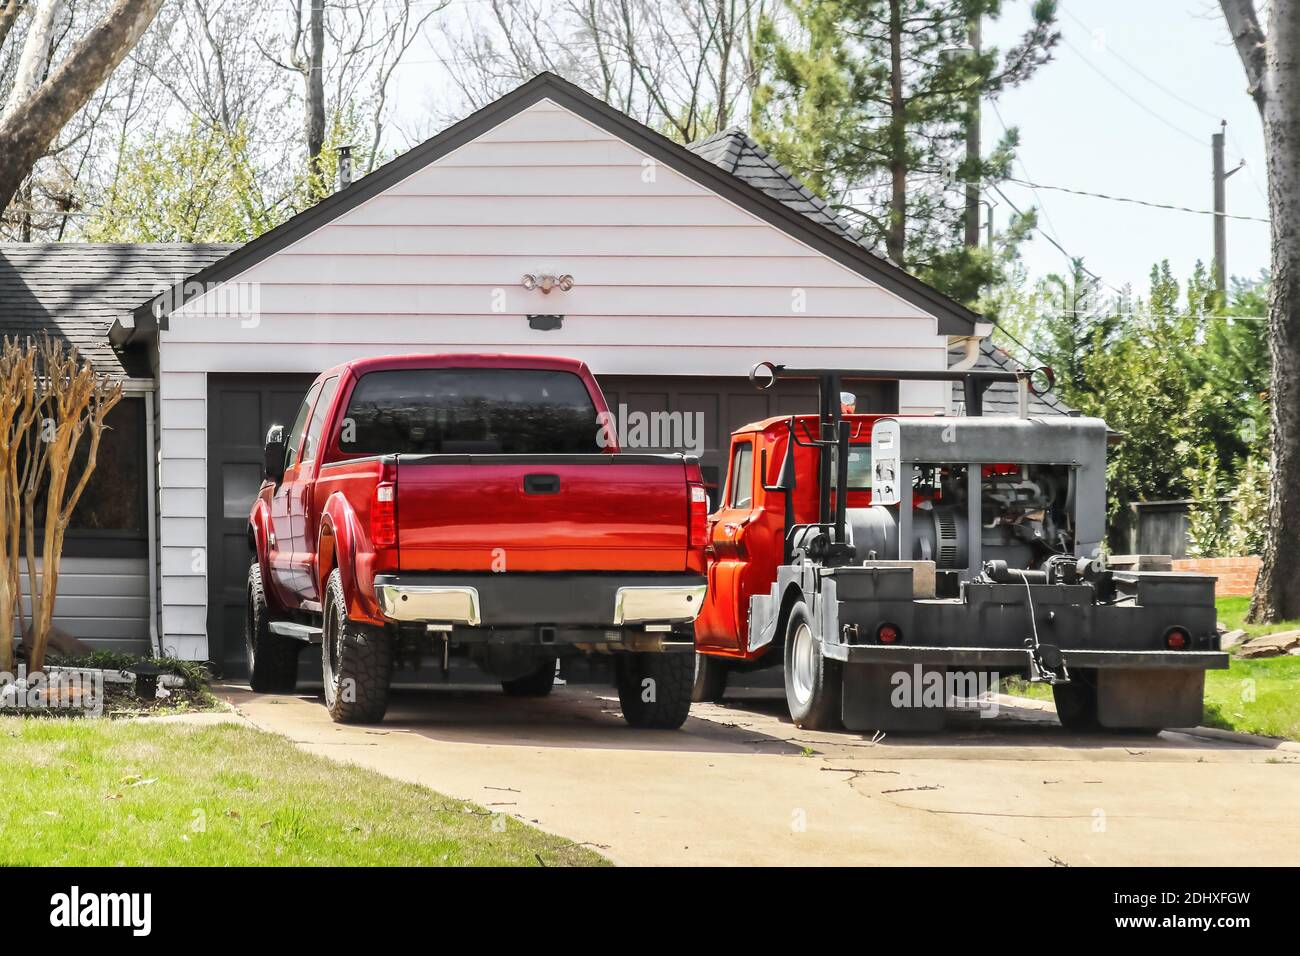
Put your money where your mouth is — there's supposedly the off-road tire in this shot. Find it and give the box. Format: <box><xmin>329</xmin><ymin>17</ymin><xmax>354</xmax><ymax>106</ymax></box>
<box><xmin>691</xmin><ymin>651</ymin><xmax>729</xmax><ymax>703</ymax></box>
<box><xmin>321</xmin><ymin>568</ymin><xmax>392</xmax><ymax>723</ymax></box>
<box><xmin>616</xmin><ymin>652</ymin><xmax>693</xmax><ymax>729</ymax></box>
<box><xmin>502</xmin><ymin>657</ymin><xmax>557</xmax><ymax>697</ymax></box>
<box><xmin>1052</xmin><ymin>669</ymin><xmax>1100</xmax><ymax>731</ymax></box>
<box><xmin>245</xmin><ymin>561</ymin><xmax>300</xmax><ymax>693</ymax></box>
<box><xmin>783</xmin><ymin>600</ymin><xmax>842</xmax><ymax>730</ymax></box>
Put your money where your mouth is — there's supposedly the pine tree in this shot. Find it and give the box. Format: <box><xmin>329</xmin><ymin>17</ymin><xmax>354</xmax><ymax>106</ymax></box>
<box><xmin>752</xmin><ymin>0</ymin><xmax>1059</xmax><ymax>304</ymax></box>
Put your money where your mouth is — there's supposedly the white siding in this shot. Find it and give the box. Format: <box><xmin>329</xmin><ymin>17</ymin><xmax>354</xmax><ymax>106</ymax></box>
<box><xmin>16</xmin><ymin>557</ymin><xmax>151</xmax><ymax>653</ymax></box>
<box><xmin>156</xmin><ymin>97</ymin><xmax>953</xmax><ymax>658</ymax></box>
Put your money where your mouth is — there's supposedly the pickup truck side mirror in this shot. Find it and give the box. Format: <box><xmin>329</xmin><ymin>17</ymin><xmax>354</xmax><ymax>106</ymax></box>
<box><xmin>263</xmin><ymin>424</ymin><xmax>287</xmax><ymax>483</ymax></box>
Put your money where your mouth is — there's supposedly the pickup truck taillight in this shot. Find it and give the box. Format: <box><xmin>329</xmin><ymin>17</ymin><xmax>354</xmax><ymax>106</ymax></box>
<box><xmin>689</xmin><ymin>483</ymin><xmax>708</xmax><ymax>549</ymax></box>
<box><xmin>372</xmin><ymin>482</ymin><xmax>396</xmax><ymax>548</ymax></box>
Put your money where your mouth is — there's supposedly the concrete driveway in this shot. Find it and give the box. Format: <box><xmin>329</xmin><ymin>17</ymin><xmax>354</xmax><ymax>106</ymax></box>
<box><xmin>218</xmin><ymin>682</ymin><xmax>1300</xmax><ymax>866</ymax></box>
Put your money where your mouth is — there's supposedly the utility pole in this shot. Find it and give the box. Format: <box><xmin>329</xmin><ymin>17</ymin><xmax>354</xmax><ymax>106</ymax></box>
<box><xmin>1212</xmin><ymin>120</ymin><xmax>1227</xmax><ymax>299</ymax></box>
<box><xmin>964</xmin><ymin>17</ymin><xmax>982</xmax><ymax>249</ymax></box>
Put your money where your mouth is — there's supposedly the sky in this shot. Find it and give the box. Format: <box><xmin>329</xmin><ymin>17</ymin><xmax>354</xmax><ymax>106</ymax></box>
<box><xmin>387</xmin><ymin>0</ymin><xmax>1273</xmax><ymax>303</ymax></box>
<box><xmin>985</xmin><ymin>0</ymin><xmax>1270</xmax><ymax>299</ymax></box>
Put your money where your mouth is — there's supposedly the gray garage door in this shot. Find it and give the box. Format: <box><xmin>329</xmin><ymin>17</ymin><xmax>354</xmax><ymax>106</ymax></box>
<box><xmin>207</xmin><ymin>373</ymin><xmax>317</xmax><ymax>675</ymax></box>
<box><xmin>597</xmin><ymin>375</ymin><xmax>897</xmax><ymax>495</ymax></box>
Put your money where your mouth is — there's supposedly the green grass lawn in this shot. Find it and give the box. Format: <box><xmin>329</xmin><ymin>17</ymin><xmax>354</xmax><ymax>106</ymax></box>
<box><xmin>1203</xmin><ymin>657</ymin><xmax>1300</xmax><ymax>742</ymax></box>
<box><xmin>0</xmin><ymin>718</ymin><xmax>607</xmax><ymax>866</ymax></box>
<box><xmin>1215</xmin><ymin>595</ymin><xmax>1300</xmax><ymax>639</ymax></box>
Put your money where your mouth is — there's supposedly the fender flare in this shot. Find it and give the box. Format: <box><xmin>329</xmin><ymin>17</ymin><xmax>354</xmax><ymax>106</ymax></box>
<box><xmin>247</xmin><ymin>499</ymin><xmax>274</xmax><ymax>595</ymax></box>
<box><xmin>772</xmin><ymin>581</ymin><xmax>807</xmax><ymax>652</ymax></box>
<box><xmin>317</xmin><ymin>491</ymin><xmax>370</xmax><ymax>621</ymax></box>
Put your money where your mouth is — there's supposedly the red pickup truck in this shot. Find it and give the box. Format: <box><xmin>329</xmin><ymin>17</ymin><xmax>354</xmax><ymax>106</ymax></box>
<box><xmin>245</xmin><ymin>354</ymin><xmax>708</xmax><ymax>728</ymax></box>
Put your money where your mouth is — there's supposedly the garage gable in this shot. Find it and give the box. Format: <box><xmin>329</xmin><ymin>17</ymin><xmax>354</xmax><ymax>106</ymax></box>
<box><xmin>115</xmin><ymin>72</ymin><xmax>977</xmax><ymax>342</ymax></box>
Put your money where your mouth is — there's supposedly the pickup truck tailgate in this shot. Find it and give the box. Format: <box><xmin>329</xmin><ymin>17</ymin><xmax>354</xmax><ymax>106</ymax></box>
<box><xmin>394</xmin><ymin>454</ymin><xmax>691</xmax><ymax>572</ymax></box>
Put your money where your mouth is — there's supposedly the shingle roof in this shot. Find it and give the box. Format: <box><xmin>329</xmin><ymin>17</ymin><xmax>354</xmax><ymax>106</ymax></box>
<box><xmin>948</xmin><ymin>340</ymin><xmax>1076</xmax><ymax>417</ymax></box>
<box><xmin>0</xmin><ymin>243</ymin><xmax>235</xmax><ymax>376</ymax></box>
<box><xmin>686</xmin><ymin>128</ymin><xmax>872</xmax><ymax>249</ymax></box>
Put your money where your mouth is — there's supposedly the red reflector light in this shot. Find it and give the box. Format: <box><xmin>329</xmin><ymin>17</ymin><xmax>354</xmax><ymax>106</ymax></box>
<box><xmin>1164</xmin><ymin>626</ymin><xmax>1190</xmax><ymax>650</ymax></box>
<box><xmin>372</xmin><ymin>482</ymin><xmax>396</xmax><ymax>548</ymax></box>
<box><xmin>688</xmin><ymin>483</ymin><xmax>708</xmax><ymax>549</ymax></box>
<box><xmin>877</xmin><ymin>623</ymin><xmax>901</xmax><ymax>644</ymax></box>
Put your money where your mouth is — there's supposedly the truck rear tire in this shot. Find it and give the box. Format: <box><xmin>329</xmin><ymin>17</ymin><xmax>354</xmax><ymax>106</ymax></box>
<box><xmin>784</xmin><ymin>601</ymin><xmax>842</xmax><ymax>730</ymax></box>
<box><xmin>1052</xmin><ymin>669</ymin><xmax>1100</xmax><ymax>731</ymax></box>
<box><xmin>321</xmin><ymin>569</ymin><xmax>392</xmax><ymax>723</ymax></box>
<box><xmin>691</xmin><ymin>651</ymin><xmax>729</xmax><ymax>703</ymax></box>
<box><xmin>616</xmin><ymin>652</ymin><xmax>693</xmax><ymax>729</ymax></box>
<box><xmin>245</xmin><ymin>561</ymin><xmax>300</xmax><ymax>693</ymax></box>
<box><xmin>501</xmin><ymin>658</ymin><xmax>557</xmax><ymax>697</ymax></box>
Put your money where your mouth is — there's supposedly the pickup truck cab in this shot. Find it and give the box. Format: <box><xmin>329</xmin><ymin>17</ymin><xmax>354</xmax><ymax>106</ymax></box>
<box><xmin>246</xmin><ymin>354</ymin><xmax>708</xmax><ymax>728</ymax></box>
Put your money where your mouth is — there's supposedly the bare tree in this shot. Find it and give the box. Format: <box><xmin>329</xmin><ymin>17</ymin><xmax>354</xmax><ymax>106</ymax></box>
<box><xmin>443</xmin><ymin>0</ymin><xmax>769</xmax><ymax>143</ymax></box>
<box><xmin>0</xmin><ymin>0</ymin><xmax>164</xmax><ymax>212</ymax></box>
<box><xmin>4</xmin><ymin>0</ymin><xmax>65</xmax><ymax>114</ymax></box>
<box><xmin>19</xmin><ymin>338</ymin><xmax>122</xmax><ymax>673</ymax></box>
<box><xmin>0</xmin><ymin>0</ymin><xmax>28</xmax><ymax>52</ymax></box>
<box><xmin>0</xmin><ymin>340</ymin><xmax>36</xmax><ymax>674</ymax></box>
<box><xmin>258</xmin><ymin>0</ymin><xmax>446</xmax><ymax>190</ymax></box>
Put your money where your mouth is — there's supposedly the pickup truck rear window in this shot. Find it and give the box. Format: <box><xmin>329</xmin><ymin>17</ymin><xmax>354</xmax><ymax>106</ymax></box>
<box><xmin>338</xmin><ymin>368</ymin><xmax>601</xmax><ymax>455</ymax></box>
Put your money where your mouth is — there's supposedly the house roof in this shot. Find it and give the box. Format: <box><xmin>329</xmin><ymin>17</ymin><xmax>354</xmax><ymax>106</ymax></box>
<box><xmin>0</xmin><ymin>243</ymin><xmax>236</xmax><ymax>376</ymax></box>
<box><xmin>113</xmin><ymin>71</ymin><xmax>981</xmax><ymax>348</ymax></box>
<box><xmin>685</xmin><ymin>128</ymin><xmax>871</xmax><ymax>248</ymax></box>
<box><xmin>949</xmin><ymin>339</ymin><xmax>1076</xmax><ymax>417</ymax></box>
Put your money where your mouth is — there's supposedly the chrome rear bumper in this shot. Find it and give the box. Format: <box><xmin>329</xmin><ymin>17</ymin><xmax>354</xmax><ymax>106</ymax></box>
<box><xmin>372</xmin><ymin>574</ymin><xmax>705</xmax><ymax>627</ymax></box>
<box><xmin>374</xmin><ymin>582</ymin><xmax>481</xmax><ymax>625</ymax></box>
<box><xmin>612</xmin><ymin>585</ymin><xmax>706</xmax><ymax>624</ymax></box>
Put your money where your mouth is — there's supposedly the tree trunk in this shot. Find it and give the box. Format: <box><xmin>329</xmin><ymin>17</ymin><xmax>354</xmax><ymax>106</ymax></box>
<box><xmin>886</xmin><ymin>0</ymin><xmax>907</xmax><ymax>265</ymax></box>
<box><xmin>964</xmin><ymin>17</ymin><xmax>982</xmax><ymax>249</ymax></box>
<box><xmin>1249</xmin><ymin>0</ymin><xmax>1300</xmax><ymax>622</ymax></box>
<box><xmin>0</xmin><ymin>0</ymin><xmax>27</xmax><ymax>54</ymax></box>
<box><xmin>0</xmin><ymin>0</ymin><xmax>163</xmax><ymax>212</ymax></box>
<box><xmin>4</xmin><ymin>0</ymin><xmax>65</xmax><ymax>116</ymax></box>
<box><xmin>306</xmin><ymin>0</ymin><xmax>325</xmax><ymax>181</ymax></box>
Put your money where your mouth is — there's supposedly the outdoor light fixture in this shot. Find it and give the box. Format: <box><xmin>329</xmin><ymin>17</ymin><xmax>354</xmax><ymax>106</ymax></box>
<box><xmin>522</xmin><ymin>273</ymin><xmax>574</xmax><ymax>294</ymax></box>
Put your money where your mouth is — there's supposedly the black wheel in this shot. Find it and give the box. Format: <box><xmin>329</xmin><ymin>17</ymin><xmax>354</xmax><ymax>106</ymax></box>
<box><xmin>783</xmin><ymin>600</ymin><xmax>841</xmax><ymax>730</ymax></box>
<box><xmin>321</xmin><ymin>568</ymin><xmax>392</xmax><ymax>723</ymax></box>
<box><xmin>691</xmin><ymin>651</ymin><xmax>729</xmax><ymax>703</ymax></box>
<box><xmin>616</xmin><ymin>652</ymin><xmax>693</xmax><ymax>729</ymax></box>
<box><xmin>1052</xmin><ymin>669</ymin><xmax>1099</xmax><ymax>731</ymax></box>
<box><xmin>502</xmin><ymin>657</ymin><xmax>557</xmax><ymax>697</ymax></box>
<box><xmin>245</xmin><ymin>561</ymin><xmax>300</xmax><ymax>693</ymax></box>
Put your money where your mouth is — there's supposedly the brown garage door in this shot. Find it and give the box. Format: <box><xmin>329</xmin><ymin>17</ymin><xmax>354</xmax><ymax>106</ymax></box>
<box><xmin>597</xmin><ymin>375</ymin><xmax>897</xmax><ymax>495</ymax></box>
<box><xmin>207</xmin><ymin>373</ymin><xmax>317</xmax><ymax>675</ymax></box>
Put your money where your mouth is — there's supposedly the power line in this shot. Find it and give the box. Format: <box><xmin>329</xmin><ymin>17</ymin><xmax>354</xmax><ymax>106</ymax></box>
<box><xmin>1061</xmin><ymin>36</ymin><xmax>1205</xmax><ymax>147</ymax></box>
<box><xmin>989</xmin><ymin>100</ymin><xmax>1065</xmax><ymax>248</ymax></box>
<box><xmin>1002</xmin><ymin>177</ymin><xmax>1270</xmax><ymax>223</ymax></box>
<box><xmin>1062</xmin><ymin>8</ymin><xmax>1222</xmax><ymax>123</ymax></box>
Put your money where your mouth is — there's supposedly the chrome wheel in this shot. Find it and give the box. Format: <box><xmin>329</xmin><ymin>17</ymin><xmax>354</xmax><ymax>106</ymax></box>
<box><xmin>789</xmin><ymin>621</ymin><xmax>815</xmax><ymax>705</ymax></box>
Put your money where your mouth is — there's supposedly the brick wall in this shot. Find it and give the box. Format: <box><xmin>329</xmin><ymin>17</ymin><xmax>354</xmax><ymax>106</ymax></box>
<box><xmin>1171</xmin><ymin>556</ymin><xmax>1262</xmax><ymax>597</ymax></box>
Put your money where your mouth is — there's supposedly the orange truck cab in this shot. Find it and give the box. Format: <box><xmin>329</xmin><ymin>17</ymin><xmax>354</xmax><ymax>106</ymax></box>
<box><xmin>695</xmin><ymin>413</ymin><xmax>890</xmax><ymax>661</ymax></box>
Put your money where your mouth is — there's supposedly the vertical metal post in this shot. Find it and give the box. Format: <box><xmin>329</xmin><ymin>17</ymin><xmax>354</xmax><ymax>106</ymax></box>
<box><xmin>967</xmin><ymin>461</ymin><xmax>982</xmax><ymax>579</ymax></box>
<box><xmin>834</xmin><ymin>420</ymin><xmax>850</xmax><ymax>544</ymax></box>
<box><xmin>896</xmin><ymin>463</ymin><xmax>914</xmax><ymax>560</ymax></box>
